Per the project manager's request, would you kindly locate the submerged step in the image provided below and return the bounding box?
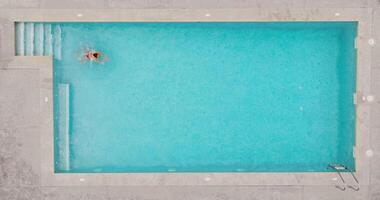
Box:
[44,24,53,56]
[34,23,44,56]
[24,22,34,56]
[57,83,70,171]
[53,25,62,60]
[15,22,25,56]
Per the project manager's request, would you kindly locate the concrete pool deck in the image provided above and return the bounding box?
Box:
[0,0,380,199]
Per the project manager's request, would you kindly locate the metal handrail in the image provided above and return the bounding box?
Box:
[327,164,359,191]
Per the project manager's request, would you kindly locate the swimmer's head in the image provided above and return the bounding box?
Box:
[93,52,100,58]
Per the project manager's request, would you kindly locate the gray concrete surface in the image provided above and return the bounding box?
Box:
[1,0,380,199]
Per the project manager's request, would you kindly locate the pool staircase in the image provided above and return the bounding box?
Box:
[15,22,62,60]
[15,22,68,171]
[327,164,359,191]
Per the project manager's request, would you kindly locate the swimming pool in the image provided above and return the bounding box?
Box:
[22,22,356,173]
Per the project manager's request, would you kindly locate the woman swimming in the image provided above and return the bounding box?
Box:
[79,49,109,64]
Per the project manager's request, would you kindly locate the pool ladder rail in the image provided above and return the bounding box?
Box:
[327,164,359,191]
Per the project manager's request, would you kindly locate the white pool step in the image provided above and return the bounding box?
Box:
[57,83,70,171]
[53,25,62,60]
[15,22,62,60]
[44,24,53,56]
[34,23,44,56]
[25,22,34,56]
[15,22,25,56]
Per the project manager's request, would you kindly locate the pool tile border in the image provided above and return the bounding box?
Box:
[2,8,372,186]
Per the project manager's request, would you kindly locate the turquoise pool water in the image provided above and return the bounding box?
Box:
[53,22,357,173]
